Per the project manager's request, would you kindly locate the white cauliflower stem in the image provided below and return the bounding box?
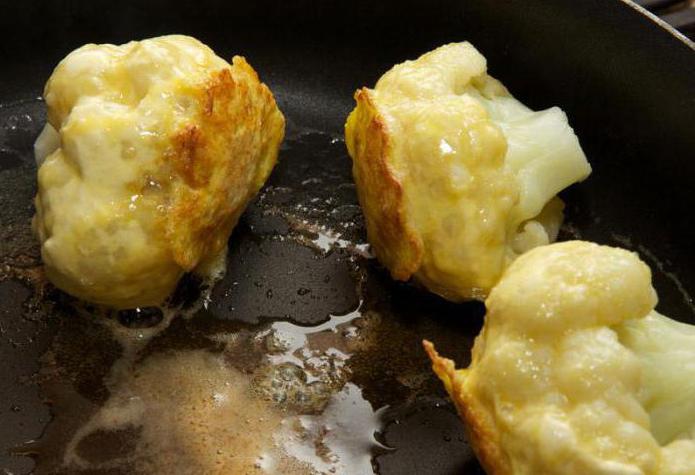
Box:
[345,43,591,301]
[426,241,695,475]
[617,312,695,447]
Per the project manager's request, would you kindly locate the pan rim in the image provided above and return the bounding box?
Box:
[619,0,695,49]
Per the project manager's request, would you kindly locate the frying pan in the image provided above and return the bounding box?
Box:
[0,1,693,474]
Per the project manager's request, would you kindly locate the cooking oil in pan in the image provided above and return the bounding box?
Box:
[12,264,478,474]
[1,114,483,474]
[4,95,695,475]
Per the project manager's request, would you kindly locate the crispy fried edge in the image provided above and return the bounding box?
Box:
[166,57,285,270]
[423,340,512,475]
[344,88,422,281]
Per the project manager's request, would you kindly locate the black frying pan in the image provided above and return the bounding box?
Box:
[1,1,693,474]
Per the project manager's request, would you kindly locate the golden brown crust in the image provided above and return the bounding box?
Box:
[171,124,207,188]
[34,37,285,309]
[423,340,512,475]
[165,58,285,271]
[345,88,422,281]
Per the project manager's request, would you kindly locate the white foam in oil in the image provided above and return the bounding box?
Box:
[41,127,390,474]
[59,291,385,474]
[63,350,307,474]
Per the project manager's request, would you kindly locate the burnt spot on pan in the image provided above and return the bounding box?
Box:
[0,99,44,273]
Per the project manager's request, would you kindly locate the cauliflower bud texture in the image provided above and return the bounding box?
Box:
[345,43,591,301]
[425,241,695,475]
[33,35,285,309]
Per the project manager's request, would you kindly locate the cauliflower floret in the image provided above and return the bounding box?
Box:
[33,35,285,309]
[345,43,591,301]
[425,241,695,475]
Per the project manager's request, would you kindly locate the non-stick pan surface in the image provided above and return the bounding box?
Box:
[1,1,693,474]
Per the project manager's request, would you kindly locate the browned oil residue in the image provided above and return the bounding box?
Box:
[2,121,484,475]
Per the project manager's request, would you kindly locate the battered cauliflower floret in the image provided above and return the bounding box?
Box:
[345,43,591,301]
[425,241,695,475]
[33,35,285,309]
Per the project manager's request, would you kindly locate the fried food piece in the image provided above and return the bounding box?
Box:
[345,43,591,301]
[426,241,695,475]
[33,35,285,308]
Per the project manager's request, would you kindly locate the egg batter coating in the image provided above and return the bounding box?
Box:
[345,43,591,301]
[33,35,285,308]
[426,241,695,475]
